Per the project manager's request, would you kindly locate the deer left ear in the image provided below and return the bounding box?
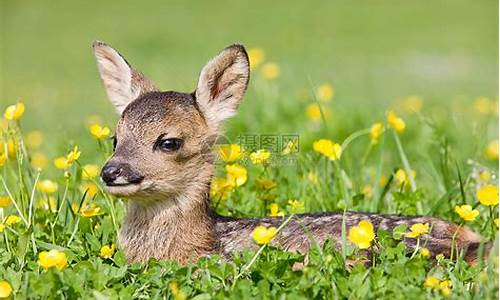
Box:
[93,40,158,115]
[195,44,250,130]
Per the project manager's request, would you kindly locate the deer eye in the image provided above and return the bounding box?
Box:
[155,136,183,152]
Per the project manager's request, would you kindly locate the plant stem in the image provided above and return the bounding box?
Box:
[340,128,371,152]
[341,210,347,260]
[361,142,374,167]
[392,130,416,191]
[50,178,70,243]
[233,215,294,285]
[28,171,40,227]
[450,224,462,262]
[0,175,29,226]
[409,237,420,259]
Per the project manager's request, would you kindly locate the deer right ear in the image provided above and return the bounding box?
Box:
[195,44,250,130]
[92,41,157,114]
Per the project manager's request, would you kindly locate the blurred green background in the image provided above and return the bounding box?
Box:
[1,0,498,149]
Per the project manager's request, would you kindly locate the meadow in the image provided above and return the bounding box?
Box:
[1,0,499,299]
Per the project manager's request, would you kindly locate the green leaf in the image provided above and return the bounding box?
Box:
[392,224,408,240]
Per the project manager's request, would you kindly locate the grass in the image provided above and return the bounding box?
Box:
[1,0,499,299]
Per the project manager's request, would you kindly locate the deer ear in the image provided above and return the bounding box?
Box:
[195,44,250,130]
[92,41,157,114]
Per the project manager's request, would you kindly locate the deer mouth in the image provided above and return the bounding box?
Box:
[104,182,143,197]
[105,182,138,187]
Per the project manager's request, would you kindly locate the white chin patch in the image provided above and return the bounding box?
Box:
[104,184,142,197]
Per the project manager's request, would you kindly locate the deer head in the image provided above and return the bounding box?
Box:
[93,41,250,205]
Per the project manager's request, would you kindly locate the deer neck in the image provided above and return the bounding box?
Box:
[118,178,216,264]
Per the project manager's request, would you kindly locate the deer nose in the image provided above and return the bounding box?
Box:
[101,164,123,184]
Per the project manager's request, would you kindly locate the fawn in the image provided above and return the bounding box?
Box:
[92,41,487,265]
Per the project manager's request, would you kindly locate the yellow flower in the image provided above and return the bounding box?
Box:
[420,247,430,258]
[7,139,16,159]
[256,178,277,190]
[439,280,452,296]
[406,223,429,238]
[313,139,342,161]
[260,62,280,80]
[484,139,499,160]
[53,157,71,170]
[80,182,99,197]
[306,103,321,121]
[348,220,375,249]
[0,280,12,298]
[362,185,373,197]
[4,102,25,121]
[25,130,44,149]
[370,122,384,144]
[70,202,80,214]
[288,199,304,213]
[1,138,17,160]
[316,83,334,102]
[31,152,48,170]
[38,249,68,271]
[440,286,451,297]
[89,124,111,140]
[252,225,277,245]
[249,149,271,164]
[395,169,408,184]
[66,146,81,163]
[477,185,499,206]
[387,110,406,133]
[37,180,58,194]
[5,215,21,225]
[218,144,243,162]
[248,48,265,70]
[403,96,423,113]
[80,204,101,218]
[474,96,492,115]
[424,276,452,295]
[435,253,445,261]
[225,164,247,186]
[269,203,284,217]
[494,218,499,227]
[0,224,4,233]
[307,172,318,184]
[394,169,416,186]
[424,276,440,288]
[379,175,388,187]
[423,276,452,295]
[439,280,450,288]
[82,164,100,180]
[0,153,5,167]
[0,196,12,208]
[169,281,187,300]
[306,103,332,122]
[210,177,234,200]
[99,244,116,259]
[454,205,479,222]
[53,146,81,170]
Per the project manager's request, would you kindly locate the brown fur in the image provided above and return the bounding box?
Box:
[92,41,488,265]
